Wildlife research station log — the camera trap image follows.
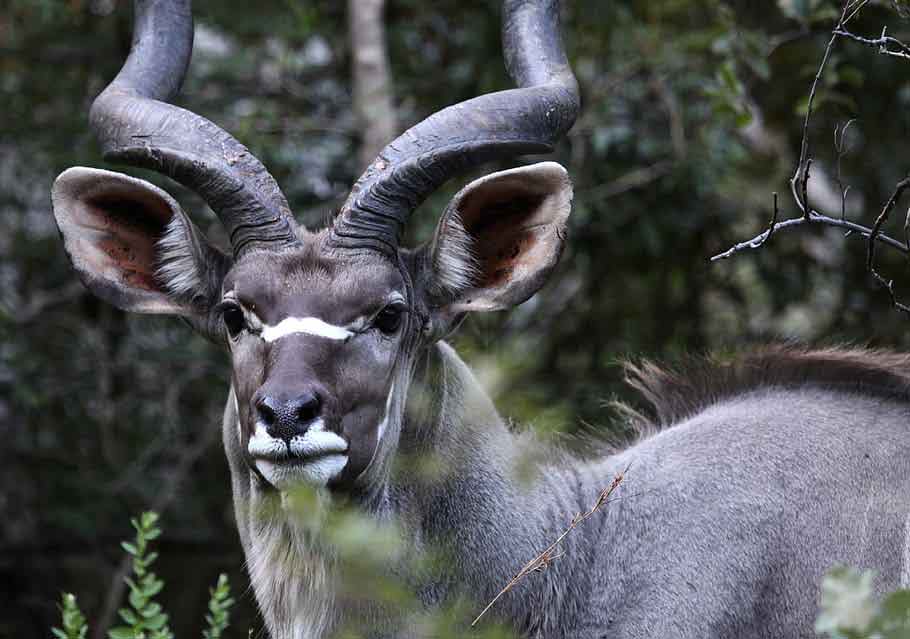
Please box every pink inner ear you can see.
[457,181,548,288]
[74,190,173,293]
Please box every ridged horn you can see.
[89,0,301,257]
[330,0,579,254]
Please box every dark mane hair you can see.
[623,345,910,436]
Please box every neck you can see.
[388,342,593,634]
[234,341,596,638]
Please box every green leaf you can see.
[143,578,164,598]
[815,567,877,637]
[735,111,754,128]
[778,0,823,22]
[874,589,910,636]
[144,612,169,631]
[118,607,139,626]
[128,588,148,612]
[121,542,138,556]
[140,512,159,530]
[107,627,136,639]
[54,592,88,639]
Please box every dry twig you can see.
[470,465,629,627]
[711,0,910,314]
[833,26,910,60]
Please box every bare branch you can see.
[834,118,857,222]
[578,160,675,203]
[712,0,910,314]
[791,1,865,218]
[710,208,909,262]
[833,26,910,60]
[867,176,910,314]
[2,281,84,324]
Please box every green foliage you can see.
[109,512,173,639]
[50,513,234,639]
[778,0,839,25]
[52,593,88,639]
[816,566,910,638]
[203,574,234,639]
[891,0,910,19]
[274,484,521,638]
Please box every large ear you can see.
[419,161,572,313]
[51,167,230,319]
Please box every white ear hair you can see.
[431,212,480,297]
[157,215,207,301]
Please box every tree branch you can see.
[712,0,910,314]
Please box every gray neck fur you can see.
[226,341,597,638]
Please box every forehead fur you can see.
[225,235,405,322]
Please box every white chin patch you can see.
[255,455,348,491]
[248,420,349,489]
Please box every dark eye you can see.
[374,305,404,335]
[221,303,246,338]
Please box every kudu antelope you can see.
[50,0,910,637]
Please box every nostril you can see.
[296,393,321,424]
[256,397,277,427]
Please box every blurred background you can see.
[4,0,910,636]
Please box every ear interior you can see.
[52,167,214,315]
[430,162,573,312]
[459,174,562,291]
[72,185,171,292]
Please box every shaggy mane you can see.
[624,345,910,436]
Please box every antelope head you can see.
[51,0,579,501]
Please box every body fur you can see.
[223,344,910,638]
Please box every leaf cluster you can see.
[110,512,172,639]
[202,574,234,639]
[816,566,910,639]
[51,512,236,639]
[52,593,88,639]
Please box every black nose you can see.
[256,390,322,443]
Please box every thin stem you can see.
[471,465,629,627]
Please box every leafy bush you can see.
[816,566,910,639]
[52,512,234,639]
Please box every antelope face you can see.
[51,162,573,494]
[222,246,409,490]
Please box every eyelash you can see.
[215,300,246,339]
[373,304,405,334]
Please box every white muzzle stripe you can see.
[261,316,353,343]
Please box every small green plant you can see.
[203,573,234,639]
[52,593,88,639]
[109,511,172,639]
[816,566,910,639]
[52,512,235,639]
